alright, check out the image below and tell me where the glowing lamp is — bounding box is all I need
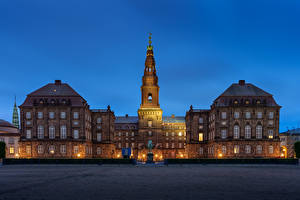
[218,153,223,158]
[77,153,81,158]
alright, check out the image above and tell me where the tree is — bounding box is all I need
[0,141,6,159]
[294,141,300,158]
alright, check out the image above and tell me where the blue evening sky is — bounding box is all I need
[0,0,299,131]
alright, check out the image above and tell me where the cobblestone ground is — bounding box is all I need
[0,164,299,200]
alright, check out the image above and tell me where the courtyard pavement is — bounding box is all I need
[0,164,299,200]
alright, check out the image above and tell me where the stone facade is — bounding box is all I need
[279,128,300,158]
[18,37,281,159]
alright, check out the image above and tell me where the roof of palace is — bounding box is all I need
[162,116,185,123]
[115,116,139,124]
[0,119,20,136]
[213,80,279,107]
[280,128,300,136]
[220,82,272,97]
[20,80,87,107]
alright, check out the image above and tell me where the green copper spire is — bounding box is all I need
[12,96,19,129]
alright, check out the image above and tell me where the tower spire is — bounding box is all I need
[147,33,153,50]
[12,95,19,129]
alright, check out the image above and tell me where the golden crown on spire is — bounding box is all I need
[147,32,153,50]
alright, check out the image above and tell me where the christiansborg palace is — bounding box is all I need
[18,37,281,160]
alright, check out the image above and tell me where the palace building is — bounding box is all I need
[18,36,281,160]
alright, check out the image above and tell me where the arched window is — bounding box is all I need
[256,145,262,154]
[37,125,44,139]
[256,125,263,139]
[49,125,55,139]
[148,93,152,102]
[245,125,251,139]
[245,145,251,154]
[234,125,240,139]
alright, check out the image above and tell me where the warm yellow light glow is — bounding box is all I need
[142,154,145,158]
[50,150,54,154]
[178,132,182,136]
[15,153,19,158]
[155,154,158,157]
[160,156,163,159]
[280,153,285,157]
[117,154,120,158]
[77,153,81,158]
[218,153,223,158]
[198,133,203,142]
[180,154,184,158]
[268,135,273,139]
[282,149,286,152]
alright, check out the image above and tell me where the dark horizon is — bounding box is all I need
[1,1,300,132]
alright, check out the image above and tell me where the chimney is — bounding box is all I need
[55,80,61,85]
[238,80,245,86]
[171,114,175,118]
[125,114,128,118]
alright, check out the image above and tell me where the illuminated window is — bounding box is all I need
[97,133,102,142]
[97,147,101,155]
[26,145,31,154]
[60,125,67,139]
[60,145,66,154]
[9,146,14,154]
[73,112,79,119]
[234,112,239,119]
[49,112,55,119]
[148,93,152,102]
[37,145,43,154]
[73,130,79,139]
[166,132,169,137]
[245,145,251,154]
[269,112,274,119]
[199,117,203,124]
[97,117,102,123]
[256,125,263,139]
[256,145,262,154]
[26,130,31,139]
[148,131,152,136]
[268,130,274,139]
[198,133,203,142]
[257,112,262,119]
[49,126,55,139]
[49,145,55,154]
[234,145,239,154]
[166,143,169,148]
[37,112,43,119]
[221,112,227,119]
[26,112,31,119]
[148,120,152,127]
[245,125,251,139]
[172,132,175,137]
[60,112,66,119]
[268,145,274,154]
[221,129,227,139]
[37,125,44,139]
[222,146,226,154]
[234,125,240,139]
[178,132,182,137]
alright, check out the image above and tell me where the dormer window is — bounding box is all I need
[148,93,152,102]
[245,100,250,105]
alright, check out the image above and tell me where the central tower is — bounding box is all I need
[138,34,163,148]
